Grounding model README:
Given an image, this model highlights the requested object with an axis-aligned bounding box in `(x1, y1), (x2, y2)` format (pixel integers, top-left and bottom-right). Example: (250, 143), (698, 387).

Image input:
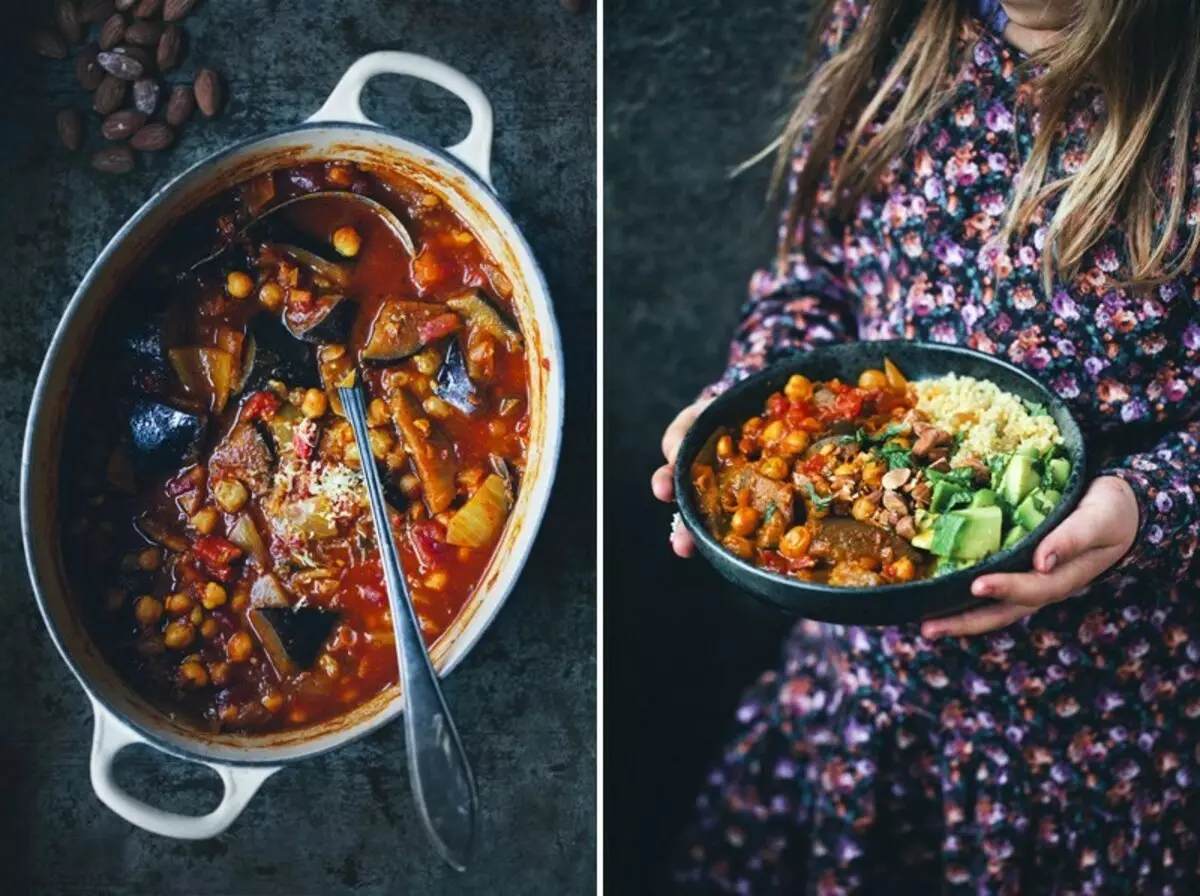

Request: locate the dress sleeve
(699, 0), (865, 401)
(1098, 424), (1200, 580)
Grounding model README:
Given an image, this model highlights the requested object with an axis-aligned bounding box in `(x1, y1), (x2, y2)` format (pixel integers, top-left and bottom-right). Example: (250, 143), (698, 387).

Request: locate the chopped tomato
(417, 312), (462, 344)
(801, 454), (829, 476)
(194, 535), (243, 570)
(241, 391), (282, 422)
(408, 520), (452, 570)
(766, 393), (789, 419)
(833, 390), (864, 420)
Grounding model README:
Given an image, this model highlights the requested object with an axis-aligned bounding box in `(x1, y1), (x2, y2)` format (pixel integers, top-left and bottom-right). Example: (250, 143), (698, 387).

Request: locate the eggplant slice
(283, 293), (356, 344)
(445, 290), (523, 350)
(128, 399), (207, 476)
(433, 338), (479, 415)
(248, 606), (339, 676)
(244, 313), (321, 390)
(386, 386), (458, 514)
(362, 300), (448, 362)
(208, 421), (275, 496)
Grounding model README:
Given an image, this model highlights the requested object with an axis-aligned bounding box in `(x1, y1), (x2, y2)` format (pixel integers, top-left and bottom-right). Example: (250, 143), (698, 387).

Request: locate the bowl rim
(21, 120), (564, 766)
(672, 340), (1088, 610)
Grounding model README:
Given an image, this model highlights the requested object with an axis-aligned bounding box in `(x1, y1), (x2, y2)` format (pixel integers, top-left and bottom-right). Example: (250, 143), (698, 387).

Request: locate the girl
(651, 0), (1200, 890)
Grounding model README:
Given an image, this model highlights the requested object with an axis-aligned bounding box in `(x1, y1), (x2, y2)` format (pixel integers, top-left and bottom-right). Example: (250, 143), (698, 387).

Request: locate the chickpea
(212, 478), (248, 513)
(890, 556), (917, 582)
(413, 348), (441, 376)
(227, 630), (254, 663)
(779, 526), (813, 560)
(225, 271), (254, 300)
(851, 496), (877, 521)
(716, 434), (734, 460)
(862, 461), (885, 488)
(367, 398), (391, 428)
(134, 595), (163, 626)
(288, 709), (309, 725)
(200, 619), (219, 639)
(209, 661), (231, 687)
(730, 506), (761, 537)
(318, 654), (340, 679)
(781, 429), (810, 457)
(190, 507), (219, 535)
(784, 374), (813, 403)
(760, 420), (785, 445)
(262, 691), (285, 712)
(300, 388), (328, 420)
(858, 368), (889, 391)
(424, 570), (449, 591)
(165, 593), (192, 616)
(230, 593), (249, 612)
(202, 581), (227, 609)
(219, 705), (239, 724)
(332, 226), (362, 258)
(423, 396), (454, 419)
(741, 416), (764, 439)
(258, 281), (284, 311)
(189, 606), (204, 626)
(137, 547), (162, 571)
(179, 661), (208, 689)
(164, 620), (195, 650)
(721, 532), (754, 559)
(368, 428), (394, 460)
(760, 456), (790, 481)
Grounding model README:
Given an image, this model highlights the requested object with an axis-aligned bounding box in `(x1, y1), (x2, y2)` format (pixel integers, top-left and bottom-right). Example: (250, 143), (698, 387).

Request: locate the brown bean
(98, 13), (125, 50)
(32, 29), (69, 60)
(194, 67), (223, 117)
(55, 0), (83, 44)
(156, 23), (181, 71)
(163, 0), (197, 21)
(133, 0), (162, 17)
(79, 0), (116, 23)
(100, 108), (146, 140)
(115, 0), (136, 9)
(164, 83), (194, 125)
(91, 145), (136, 174)
(123, 20), (161, 46)
(75, 44), (105, 90)
(93, 75), (127, 113)
(130, 122), (174, 151)
(56, 109), (83, 150)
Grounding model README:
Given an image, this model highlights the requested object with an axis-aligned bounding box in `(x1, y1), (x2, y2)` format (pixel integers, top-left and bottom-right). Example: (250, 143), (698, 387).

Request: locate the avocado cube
(999, 454), (1039, 506)
(971, 488), (997, 508)
(1038, 488), (1062, 510)
(930, 513), (966, 558)
(1014, 493), (1047, 531)
(930, 480), (962, 513)
(948, 505), (1003, 561)
(911, 528), (935, 551)
(1001, 524), (1029, 550)
(1048, 457), (1070, 489)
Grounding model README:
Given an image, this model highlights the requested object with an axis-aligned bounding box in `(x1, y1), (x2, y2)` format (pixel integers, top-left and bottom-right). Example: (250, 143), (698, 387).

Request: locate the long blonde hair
(777, 0), (1200, 291)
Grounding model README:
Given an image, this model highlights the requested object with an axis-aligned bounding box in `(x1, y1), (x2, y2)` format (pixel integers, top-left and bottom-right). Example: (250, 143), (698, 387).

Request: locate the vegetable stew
(691, 360), (1071, 586)
(62, 161), (528, 732)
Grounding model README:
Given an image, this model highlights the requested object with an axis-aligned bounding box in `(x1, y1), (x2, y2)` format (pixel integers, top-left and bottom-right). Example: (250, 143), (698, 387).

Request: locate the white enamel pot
(21, 53), (564, 840)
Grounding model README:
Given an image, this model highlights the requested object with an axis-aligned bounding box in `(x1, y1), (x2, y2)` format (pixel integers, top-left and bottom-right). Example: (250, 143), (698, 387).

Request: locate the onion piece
(228, 514), (267, 564)
(445, 474), (511, 548)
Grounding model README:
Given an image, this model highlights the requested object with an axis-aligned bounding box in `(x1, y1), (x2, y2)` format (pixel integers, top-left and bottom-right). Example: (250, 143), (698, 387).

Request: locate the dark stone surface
(0, 3), (595, 894)
(604, 0), (813, 889)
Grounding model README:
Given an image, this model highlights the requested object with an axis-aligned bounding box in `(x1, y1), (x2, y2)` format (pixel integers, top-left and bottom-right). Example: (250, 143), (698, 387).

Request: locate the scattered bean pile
(30, 0), (225, 174)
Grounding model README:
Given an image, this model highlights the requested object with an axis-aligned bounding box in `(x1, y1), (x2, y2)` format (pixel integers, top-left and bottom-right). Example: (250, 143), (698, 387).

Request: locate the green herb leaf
(1022, 398), (1050, 418)
(925, 466), (976, 489)
(878, 442), (912, 469)
(802, 481), (835, 509)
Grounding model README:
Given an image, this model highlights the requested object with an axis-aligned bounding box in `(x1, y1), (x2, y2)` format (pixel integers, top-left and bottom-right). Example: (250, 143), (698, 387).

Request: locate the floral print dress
(675, 2), (1200, 893)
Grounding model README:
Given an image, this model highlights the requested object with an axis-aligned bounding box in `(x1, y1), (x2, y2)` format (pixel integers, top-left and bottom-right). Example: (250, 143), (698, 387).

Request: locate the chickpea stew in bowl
(689, 356), (1078, 592)
(62, 160), (528, 734)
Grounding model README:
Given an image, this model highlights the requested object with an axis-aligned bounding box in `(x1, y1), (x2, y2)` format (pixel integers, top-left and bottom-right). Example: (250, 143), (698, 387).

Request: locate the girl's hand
(922, 476), (1139, 639)
(650, 399), (712, 557)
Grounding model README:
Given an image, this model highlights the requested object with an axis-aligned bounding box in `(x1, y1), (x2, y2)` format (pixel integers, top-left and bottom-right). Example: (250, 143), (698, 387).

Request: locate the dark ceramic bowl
(673, 341), (1087, 625)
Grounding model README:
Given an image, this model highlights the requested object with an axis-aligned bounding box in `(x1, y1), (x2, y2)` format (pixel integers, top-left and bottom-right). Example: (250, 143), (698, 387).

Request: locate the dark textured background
(0, 2), (595, 894)
(604, 0), (814, 888)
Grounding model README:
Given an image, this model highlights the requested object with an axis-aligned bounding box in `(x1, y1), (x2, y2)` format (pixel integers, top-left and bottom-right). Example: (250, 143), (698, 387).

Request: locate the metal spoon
(191, 191), (417, 271)
(338, 382), (478, 871)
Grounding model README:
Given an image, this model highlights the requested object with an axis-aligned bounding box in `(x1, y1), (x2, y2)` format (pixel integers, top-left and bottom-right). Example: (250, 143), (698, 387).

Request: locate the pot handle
(88, 697), (280, 840)
(308, 51), (495, 189)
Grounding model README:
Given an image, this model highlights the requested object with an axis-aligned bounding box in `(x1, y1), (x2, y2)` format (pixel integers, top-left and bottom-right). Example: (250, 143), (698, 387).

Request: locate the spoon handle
(339, 384), (478, 871)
